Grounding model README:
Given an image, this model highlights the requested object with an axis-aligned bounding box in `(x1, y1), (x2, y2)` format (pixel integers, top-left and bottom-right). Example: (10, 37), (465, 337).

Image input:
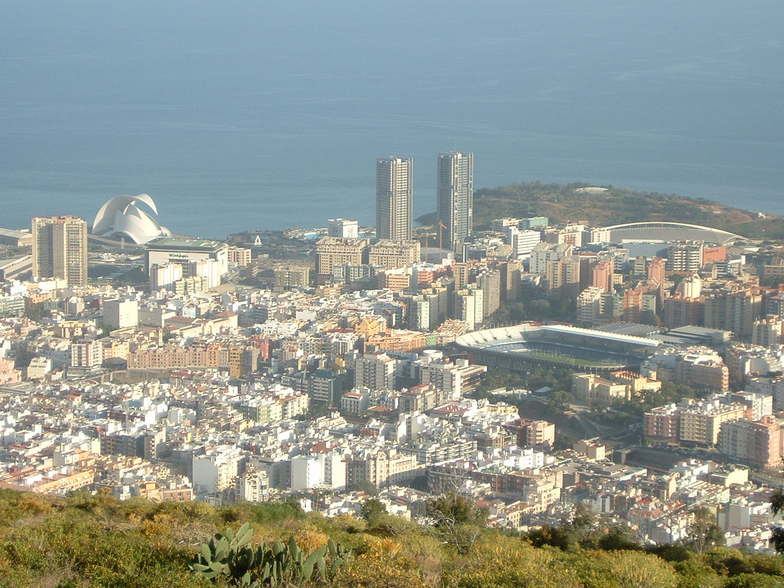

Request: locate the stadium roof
(539, 324), (660, 347)
(601, 221), (745, 244)
(456, 323), (660, 349)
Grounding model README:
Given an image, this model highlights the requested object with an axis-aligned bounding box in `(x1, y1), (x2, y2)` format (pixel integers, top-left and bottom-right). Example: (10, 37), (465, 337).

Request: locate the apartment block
(719, 417), (782, 469)
(315, 237), (369, 277)
(367, 240), (420, 270)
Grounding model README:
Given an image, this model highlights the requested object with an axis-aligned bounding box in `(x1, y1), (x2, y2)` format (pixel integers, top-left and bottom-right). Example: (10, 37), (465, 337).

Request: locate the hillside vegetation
(420, 182), (784, 239)
(1, 489), (784, 587)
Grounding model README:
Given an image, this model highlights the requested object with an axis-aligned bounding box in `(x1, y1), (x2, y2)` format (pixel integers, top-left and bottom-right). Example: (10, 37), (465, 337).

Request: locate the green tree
(570, 503), (595, 534)
(359, 499), (387, 523)
(352, 480), (379, 496)
(771, 489), (784, 517)
(770, 489), (784, 553)
(427, 493), (488, 554)
(682, 507), (725, 553)
(427, 493), (488, 528)
(564, 502), (601, 548)
(526, 525), (579, 551)
(548, 389), (571, 411)
(598, 525), (640, 551)
(527, 299), (551, 319)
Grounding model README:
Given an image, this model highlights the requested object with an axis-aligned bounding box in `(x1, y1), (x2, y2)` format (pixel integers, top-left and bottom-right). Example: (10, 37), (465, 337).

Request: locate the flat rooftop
(651, 325), (731, 347)
(145, 237), (225, 251)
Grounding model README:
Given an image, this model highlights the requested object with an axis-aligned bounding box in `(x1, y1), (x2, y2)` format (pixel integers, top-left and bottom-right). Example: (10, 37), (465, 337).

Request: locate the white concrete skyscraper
(376, 156), (413, 241)
(437, 151), (474, 250)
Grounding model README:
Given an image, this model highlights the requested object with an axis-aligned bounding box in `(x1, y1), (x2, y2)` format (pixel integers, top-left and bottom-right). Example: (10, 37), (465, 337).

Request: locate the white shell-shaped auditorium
(92, 194), (171, 244)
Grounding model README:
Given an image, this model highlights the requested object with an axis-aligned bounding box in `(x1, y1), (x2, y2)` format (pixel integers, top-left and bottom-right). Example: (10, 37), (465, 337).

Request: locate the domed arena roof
(601, 221), (744, 244)
(92, 194), (171, 244)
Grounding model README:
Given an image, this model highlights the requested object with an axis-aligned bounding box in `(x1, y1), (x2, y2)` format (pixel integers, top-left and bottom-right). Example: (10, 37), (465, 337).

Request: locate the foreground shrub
(559, 549), (680, 588)
(724, 573), (784, 588)
(191, 522), (350, 586)
(0, 514), (202, 588)
(442, 535), (579, 587)
(333, 547), (430, 588)
(3, 489), (784, 588)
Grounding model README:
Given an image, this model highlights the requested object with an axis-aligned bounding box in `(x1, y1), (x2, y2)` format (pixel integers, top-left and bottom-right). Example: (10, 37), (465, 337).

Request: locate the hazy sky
(2, 1), (782, 235)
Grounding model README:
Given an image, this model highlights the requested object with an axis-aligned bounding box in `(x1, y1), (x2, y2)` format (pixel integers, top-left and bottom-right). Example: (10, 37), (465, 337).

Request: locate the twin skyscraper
(375, 152), (474, 251)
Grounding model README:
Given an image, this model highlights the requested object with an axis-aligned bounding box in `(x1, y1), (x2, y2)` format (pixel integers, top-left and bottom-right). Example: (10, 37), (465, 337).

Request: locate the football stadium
(601, 221), (744, 245)
(455, 324), (660, 372)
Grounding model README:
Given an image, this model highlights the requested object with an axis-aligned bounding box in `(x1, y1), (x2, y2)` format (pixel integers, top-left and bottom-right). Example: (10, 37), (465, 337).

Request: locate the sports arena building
(601, 222), (744, 245)
(455, 324), (660, 372)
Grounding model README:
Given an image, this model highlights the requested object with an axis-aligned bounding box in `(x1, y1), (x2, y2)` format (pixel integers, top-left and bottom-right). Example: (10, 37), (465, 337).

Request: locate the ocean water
(1, 0), (782, 238)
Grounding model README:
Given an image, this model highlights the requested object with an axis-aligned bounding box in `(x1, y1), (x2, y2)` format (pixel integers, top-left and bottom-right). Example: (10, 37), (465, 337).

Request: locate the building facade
(327, 218), (359, 239)
(32, 216), (88, 286)
(315, 237), (369, 277)
(376, 156), (413, 241)
(367, 240), (420, 270)
(437, 151), (474, 250)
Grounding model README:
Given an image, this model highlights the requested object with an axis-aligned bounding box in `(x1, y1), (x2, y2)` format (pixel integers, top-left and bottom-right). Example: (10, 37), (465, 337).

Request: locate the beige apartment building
(506, 418), (556, 447)
(545, 257), (580, 296)
(679, 402), (745, 445)
(367, 239), (420, 270)
(315, 237), (369, 277)
(752, 317), (783, 347)
(703, 289), (763, 339)
(572, 373), (630, 404)
(674, 356), (730, 392)
(346, 448), (418, 488)
(128, 343), (224, 370)
(719, 416), (782, 469)
(273, 265), (311, 289)
(227, 246), (252, 267)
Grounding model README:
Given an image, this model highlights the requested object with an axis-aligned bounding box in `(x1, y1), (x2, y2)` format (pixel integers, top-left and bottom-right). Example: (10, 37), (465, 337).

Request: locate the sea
(1, 0), (782, 238)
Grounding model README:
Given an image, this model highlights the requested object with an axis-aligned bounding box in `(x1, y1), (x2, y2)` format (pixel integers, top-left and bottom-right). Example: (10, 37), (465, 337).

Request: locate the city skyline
(3, 0), (784, 582)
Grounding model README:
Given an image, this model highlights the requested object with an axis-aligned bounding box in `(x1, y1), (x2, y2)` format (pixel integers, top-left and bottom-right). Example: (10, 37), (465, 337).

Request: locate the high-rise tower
(32, 216), (88, 286)
(437, 151), (473, 250)
(376, 156), (413, 241)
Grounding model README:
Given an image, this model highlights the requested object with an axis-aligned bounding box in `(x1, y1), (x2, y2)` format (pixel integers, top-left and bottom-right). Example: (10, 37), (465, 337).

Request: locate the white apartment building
(149, 262), (183, 291)
(529, 242), (573, 275)
(455, 286), (484, 331)
(291, 455), (322, 491)
(102, 298), (139, 330)
(752, 317), (783, 347)
(418, 355), (486, 400)
(505, 227), (541, 258)
(328, 218), (359, 239)
(320, 451), (347, 490)
(577, 287), (604, 324)
(354, 353), (398, 390)
(192, 446), (243, 495)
